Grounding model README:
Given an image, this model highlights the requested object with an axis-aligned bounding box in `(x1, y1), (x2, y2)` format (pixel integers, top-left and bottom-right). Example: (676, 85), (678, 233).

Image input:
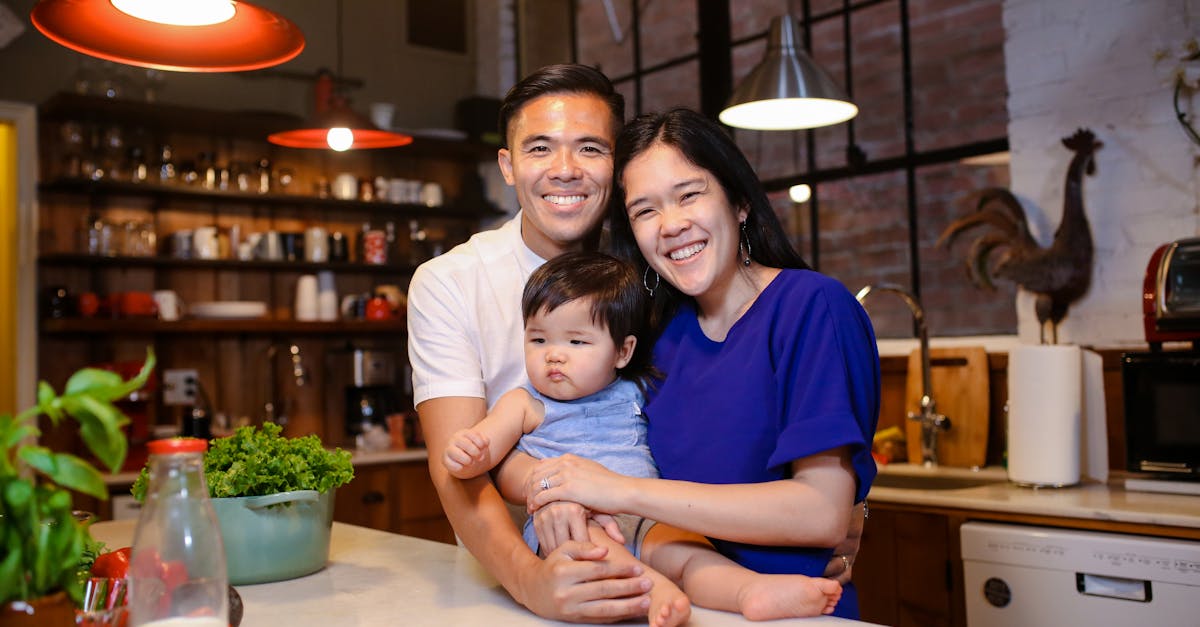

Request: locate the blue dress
(515, 378), (657, 554)
(645, 269), (880, 618)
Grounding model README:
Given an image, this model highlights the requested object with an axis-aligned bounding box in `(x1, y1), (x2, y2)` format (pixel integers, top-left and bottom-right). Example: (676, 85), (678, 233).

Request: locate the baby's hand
(442, 429), (492, 479)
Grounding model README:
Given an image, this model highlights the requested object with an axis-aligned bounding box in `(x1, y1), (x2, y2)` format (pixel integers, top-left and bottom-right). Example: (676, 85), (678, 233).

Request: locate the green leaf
(0, 542), (25, 603)
(63, 396), (128, 473)
(37, 454), (107, 500)
(3, 476), (34, 511)
(37, 381), (63, 422)
(63, 368), (124, 397)
(17, 445), (57, 478)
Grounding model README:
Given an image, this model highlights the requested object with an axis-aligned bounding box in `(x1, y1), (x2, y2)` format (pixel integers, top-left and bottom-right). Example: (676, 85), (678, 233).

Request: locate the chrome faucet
(855, 284), (950, 467)
(263, 343), (309, 426)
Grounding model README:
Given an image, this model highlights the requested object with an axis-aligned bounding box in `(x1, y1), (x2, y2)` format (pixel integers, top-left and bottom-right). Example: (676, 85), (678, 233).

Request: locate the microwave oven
(1122, 350), (1200, 479)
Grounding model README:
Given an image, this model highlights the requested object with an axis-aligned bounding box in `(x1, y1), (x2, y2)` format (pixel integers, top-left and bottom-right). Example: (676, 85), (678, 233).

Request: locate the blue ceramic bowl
(210, 489), (335, 585)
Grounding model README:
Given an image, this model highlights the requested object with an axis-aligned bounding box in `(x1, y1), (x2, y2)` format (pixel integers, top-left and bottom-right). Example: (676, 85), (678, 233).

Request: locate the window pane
(909, 0), (1007, 151)
(638, 0), (698, 68)
(847, 1), (906, 162)
(576, 0), (635, 79)
(640, 61), (701, 113)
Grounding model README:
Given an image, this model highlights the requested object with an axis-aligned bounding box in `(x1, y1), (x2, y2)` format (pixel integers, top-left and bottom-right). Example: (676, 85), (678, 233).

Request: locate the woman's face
(622, 142), (747, 301)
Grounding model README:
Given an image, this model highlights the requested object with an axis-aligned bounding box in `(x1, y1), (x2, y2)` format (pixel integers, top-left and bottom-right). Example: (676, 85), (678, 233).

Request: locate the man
(408, 64), (860, 622)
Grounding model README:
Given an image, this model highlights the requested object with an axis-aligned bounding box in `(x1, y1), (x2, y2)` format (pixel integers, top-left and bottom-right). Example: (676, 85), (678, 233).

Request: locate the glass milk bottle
(128, 438), (228, 627)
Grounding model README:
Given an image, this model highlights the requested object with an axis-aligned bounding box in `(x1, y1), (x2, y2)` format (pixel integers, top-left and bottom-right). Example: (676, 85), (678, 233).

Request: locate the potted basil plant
(0, 349), (155, 621)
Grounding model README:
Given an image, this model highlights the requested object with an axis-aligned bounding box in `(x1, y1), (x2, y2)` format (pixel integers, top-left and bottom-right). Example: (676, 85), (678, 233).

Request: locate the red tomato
(92, 547), (132, 579)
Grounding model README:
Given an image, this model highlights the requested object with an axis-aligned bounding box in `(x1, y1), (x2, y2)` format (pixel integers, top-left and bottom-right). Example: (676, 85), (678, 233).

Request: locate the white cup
(305, 226), (329, 262)
(370, 102), (396, 130)
(332, 173), (358, 200)
(294, 275), (319, 321)
(153, 290), (184, 321)
(420, 182), (444, 207)
(193, 226), (220, 259)
(256, 230), (283, 261)
(316, 271), (338, 321)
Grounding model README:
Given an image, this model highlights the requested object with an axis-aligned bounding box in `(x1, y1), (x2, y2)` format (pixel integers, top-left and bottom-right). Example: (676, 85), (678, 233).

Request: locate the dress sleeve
(407, 263), (486, 406)
(767, 280), (880, 503)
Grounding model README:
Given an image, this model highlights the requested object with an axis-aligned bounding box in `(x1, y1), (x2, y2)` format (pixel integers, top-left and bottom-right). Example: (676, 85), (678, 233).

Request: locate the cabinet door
(333, 464), (392, 530)
(855, 508), (956, 627)
(392, 461), (455, 544)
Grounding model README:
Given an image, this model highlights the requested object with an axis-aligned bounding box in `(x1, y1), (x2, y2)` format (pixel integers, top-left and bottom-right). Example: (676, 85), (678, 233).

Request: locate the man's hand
(517, 540), (651, 622)
(532, 501), (626, 555)
(442, 428), (492, 479)
(822, 501), (866, 584)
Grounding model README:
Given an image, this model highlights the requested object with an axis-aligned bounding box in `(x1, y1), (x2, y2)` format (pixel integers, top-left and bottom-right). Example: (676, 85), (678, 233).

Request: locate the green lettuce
(131, 423), (354, 501)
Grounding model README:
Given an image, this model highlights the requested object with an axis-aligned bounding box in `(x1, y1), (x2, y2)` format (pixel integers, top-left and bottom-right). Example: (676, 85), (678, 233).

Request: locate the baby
(443, 251), (840, 627)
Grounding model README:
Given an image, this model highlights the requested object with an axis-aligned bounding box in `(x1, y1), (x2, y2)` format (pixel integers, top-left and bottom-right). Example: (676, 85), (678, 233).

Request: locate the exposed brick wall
(1004, 0), (1200, 346)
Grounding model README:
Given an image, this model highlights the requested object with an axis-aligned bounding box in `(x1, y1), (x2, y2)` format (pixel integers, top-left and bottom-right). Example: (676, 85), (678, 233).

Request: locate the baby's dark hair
(522, 251), (654, 384)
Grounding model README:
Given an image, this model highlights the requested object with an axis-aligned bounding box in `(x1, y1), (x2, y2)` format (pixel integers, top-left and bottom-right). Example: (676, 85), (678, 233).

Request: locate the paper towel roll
(1007, 345), (1082, 486)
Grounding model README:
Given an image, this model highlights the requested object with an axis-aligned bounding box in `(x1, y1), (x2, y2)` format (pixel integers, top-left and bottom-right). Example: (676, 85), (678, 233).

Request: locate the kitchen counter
(869, 464), (1200, 533)
(100, 447), (429, 486)
(90, 520), (880, 627)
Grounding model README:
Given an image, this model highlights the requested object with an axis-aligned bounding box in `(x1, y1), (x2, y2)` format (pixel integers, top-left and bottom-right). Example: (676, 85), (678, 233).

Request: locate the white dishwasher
(961, 522), (1200, 627)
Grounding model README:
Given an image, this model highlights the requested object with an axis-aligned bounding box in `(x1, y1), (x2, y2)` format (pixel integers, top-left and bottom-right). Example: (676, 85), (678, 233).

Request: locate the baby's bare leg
(640, 524), (842, 620)
(583, 524), (691, 627)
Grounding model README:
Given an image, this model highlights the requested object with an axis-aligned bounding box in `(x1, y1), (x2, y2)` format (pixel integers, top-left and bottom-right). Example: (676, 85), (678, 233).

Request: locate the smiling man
(406, 64), (653, 622)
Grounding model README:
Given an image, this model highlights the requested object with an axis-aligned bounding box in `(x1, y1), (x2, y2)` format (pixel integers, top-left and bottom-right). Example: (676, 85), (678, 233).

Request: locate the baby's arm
(443, 388), (541, 479)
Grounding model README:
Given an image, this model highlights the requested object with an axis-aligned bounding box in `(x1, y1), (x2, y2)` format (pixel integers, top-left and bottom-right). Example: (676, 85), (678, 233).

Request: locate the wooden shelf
(39, 178), (502, 220)
(38, 253), (420, 275)
(40, 318), (407, 336)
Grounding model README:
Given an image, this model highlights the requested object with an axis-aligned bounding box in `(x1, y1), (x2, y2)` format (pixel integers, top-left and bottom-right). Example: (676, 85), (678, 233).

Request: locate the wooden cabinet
(854, 504), (966, 627)
(34, 92), (500, 454)
(333, 460), (455, 544)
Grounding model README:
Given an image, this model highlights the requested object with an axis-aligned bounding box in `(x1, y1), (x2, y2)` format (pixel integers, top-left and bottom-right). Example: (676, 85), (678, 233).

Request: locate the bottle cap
(147, 437), (208, 455)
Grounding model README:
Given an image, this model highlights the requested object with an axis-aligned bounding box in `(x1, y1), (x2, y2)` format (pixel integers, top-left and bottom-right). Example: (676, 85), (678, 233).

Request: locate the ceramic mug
(193, 226), (220, 259)
(305, 226), (329, 262)
(364, 296), (392, 320)
(153, 290), (184, 321)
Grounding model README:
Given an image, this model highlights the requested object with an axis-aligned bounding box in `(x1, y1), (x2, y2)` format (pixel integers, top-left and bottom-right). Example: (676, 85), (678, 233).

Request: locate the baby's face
(524, 298), (633, 401)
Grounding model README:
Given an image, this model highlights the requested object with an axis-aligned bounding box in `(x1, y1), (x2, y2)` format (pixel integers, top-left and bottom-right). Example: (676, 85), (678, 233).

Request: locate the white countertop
(91, 520), (880, 627)
(869, 464), (1200, 530)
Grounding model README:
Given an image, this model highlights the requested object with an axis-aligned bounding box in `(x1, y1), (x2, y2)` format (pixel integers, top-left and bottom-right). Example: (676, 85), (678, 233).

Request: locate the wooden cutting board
(904, 347), (989, 468)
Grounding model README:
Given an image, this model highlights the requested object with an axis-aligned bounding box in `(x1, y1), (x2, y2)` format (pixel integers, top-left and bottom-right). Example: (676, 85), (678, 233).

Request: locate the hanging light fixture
(30, 0), (305, 72)
(719, 10), (857, 131)
(266, 1), (411, 151)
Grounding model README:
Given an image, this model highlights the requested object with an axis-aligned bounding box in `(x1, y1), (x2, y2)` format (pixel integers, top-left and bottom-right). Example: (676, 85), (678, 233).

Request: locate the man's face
(498, 92), (616, 260)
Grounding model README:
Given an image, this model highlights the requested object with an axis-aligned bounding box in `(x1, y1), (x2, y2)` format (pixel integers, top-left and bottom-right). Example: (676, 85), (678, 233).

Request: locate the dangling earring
(643, 265), (660, 296)
(739, 221), (752, 267)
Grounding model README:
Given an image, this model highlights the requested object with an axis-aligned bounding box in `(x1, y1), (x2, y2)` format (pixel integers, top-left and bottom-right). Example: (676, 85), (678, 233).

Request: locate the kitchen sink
(871, 473), (1005, 490)
(870, 463), (1009, 491)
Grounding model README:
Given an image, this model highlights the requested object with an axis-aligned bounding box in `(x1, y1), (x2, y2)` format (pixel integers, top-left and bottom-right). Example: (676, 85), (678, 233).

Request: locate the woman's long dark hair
(607, 108), (810, 332)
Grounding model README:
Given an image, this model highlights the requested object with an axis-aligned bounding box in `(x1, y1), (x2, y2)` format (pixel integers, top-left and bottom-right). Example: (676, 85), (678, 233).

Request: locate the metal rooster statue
(937, 128), (1102, 344)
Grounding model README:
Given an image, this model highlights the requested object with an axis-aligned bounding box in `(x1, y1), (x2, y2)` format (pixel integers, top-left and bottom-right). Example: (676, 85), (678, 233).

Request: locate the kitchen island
(91, 520), (881, 626)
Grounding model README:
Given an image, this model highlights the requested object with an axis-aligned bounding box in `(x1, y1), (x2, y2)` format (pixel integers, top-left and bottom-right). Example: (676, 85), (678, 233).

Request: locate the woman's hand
(532, 502), (627, 555)
(526, 454), (631, 515)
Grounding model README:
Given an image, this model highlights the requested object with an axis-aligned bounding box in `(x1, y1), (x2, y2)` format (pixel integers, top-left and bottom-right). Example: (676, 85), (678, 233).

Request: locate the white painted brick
(1004, 0), (1200, 345)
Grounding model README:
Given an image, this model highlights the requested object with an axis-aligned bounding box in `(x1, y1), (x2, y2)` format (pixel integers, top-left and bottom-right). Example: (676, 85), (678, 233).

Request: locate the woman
(526, 108), (880, 618)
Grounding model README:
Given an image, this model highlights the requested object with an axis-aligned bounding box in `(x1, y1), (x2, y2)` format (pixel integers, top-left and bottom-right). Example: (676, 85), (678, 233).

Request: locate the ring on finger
(840, 554), (851, 572)
(539, 476), (550, 491)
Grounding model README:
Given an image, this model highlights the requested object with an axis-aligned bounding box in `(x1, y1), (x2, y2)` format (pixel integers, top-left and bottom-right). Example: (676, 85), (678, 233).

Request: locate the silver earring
(740, 221), (752, 267)
(643, 265), (660, 296)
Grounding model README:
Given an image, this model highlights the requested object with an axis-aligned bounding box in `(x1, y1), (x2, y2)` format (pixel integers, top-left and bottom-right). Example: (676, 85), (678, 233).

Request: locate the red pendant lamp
(266, 0), (410, 151)
(30, 0), (305, 73)
(267, 72), (413, 151)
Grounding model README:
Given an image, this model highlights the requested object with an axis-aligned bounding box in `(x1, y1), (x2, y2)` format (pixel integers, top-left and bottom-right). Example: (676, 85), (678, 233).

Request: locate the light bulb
(789, 184), (812, 204)
(111, 0), (236, 26)
(326, 127), (354, 152)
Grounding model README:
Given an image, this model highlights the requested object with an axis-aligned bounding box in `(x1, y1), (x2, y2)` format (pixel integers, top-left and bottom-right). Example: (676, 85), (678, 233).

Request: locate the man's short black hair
(498, 64), (625, 149)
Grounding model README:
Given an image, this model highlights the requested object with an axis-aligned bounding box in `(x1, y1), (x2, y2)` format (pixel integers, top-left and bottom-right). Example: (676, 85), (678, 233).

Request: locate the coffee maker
(325, 346), (401, 443)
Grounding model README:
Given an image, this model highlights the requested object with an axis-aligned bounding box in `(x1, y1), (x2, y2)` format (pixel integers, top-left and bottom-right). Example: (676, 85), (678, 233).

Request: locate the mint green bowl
(211, 489), (335, 585)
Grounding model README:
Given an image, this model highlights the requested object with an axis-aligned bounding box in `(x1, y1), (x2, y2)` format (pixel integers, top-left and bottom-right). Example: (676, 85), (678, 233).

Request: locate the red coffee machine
(1142, 237), (1200, 349)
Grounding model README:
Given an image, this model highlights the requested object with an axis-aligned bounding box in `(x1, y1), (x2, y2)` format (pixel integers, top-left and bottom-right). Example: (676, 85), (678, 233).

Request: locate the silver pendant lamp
(719, 12), (857, 131)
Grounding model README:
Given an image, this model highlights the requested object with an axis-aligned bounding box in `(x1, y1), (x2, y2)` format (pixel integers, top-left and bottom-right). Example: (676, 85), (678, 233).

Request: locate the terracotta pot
(1, 591), (76, 626)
